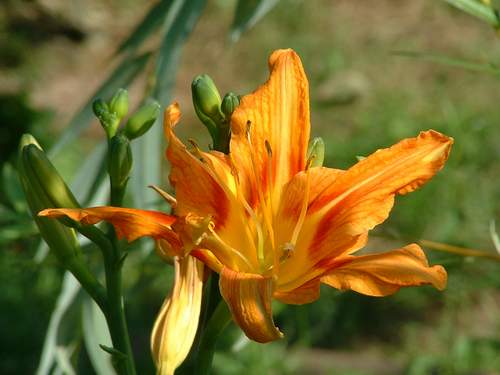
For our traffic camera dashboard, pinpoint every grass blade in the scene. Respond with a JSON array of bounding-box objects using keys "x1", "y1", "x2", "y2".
[
  {"x1": 154, "y1": 0, "x2": 207, "y2": 104},
  {"x1": 442, "y1": 0, "x2": 499, "y2": 26},
  {"x1": 82, "y1": 296, "x2": 115, "y2": 375},
  {"x1": 36, "y1": 272, "x2": 81, "y2": 375},
  {"x1": 130, "y1": 0, "x2": 207, "y2": 217},
  {"x1": 393, "y1": 50, "x2": 500, "y2": 75},
  {"x1": 230, "y1": 0, "x2": 279, "y2": 41},
  {"x1": 116, "y1": 0, "x2": 174, "y2": 55}
]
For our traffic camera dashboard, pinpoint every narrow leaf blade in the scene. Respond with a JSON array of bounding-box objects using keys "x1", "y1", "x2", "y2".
[
  {"x1": 442, "y1": 0, "x2": 499, "y2": 26},
  {"x1": 230, "y1": 0, "x2": 279, "y2": 41},
  {"x1": 393, "y1": 50, "x2": 500, "y2": 75},
  {"x1": 82, "y1": 296, "x2": 115, "y2": 375},
  {"x1": 116, "y1": 0, "x2": 174, "y2": 55}
]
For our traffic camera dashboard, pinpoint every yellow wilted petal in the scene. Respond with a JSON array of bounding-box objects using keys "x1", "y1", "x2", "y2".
[{"x1": 151, "y1": 256, "x2": 204, "y2": 375}]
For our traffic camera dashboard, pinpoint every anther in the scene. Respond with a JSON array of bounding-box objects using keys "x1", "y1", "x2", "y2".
[
  {"x1": 265, "y1": 140, "x2": 272, "y2": 157},
  {"x1": 279, "y1": 242, "x2": 294, "y2": 262},
  {"x1": 246, "y1": 120, "x2": 252, "y2": 136}
]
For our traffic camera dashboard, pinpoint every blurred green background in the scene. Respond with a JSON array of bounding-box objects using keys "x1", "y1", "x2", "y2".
[{"x1": 1, "y1": 0, "x2": 499, "y2": 374}]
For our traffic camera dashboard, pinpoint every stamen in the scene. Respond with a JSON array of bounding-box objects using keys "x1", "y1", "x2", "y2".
[
  {"x1": 181, "y1": 139, "x2": 259, "y2": 271},
  {"x1": 289, "y1": 158, "x2": 313, "y2": 246},
  {"x1": 227, "y1": 155, "x2": 262, "y2": 267},
  {"x1": 188, "y1": 139, "x2": 205, "y2": 162},
  {"x1": 245, "y1": 123, "x2": 276, "y2": 265},
  {"x1": 148, "y1": 185, "x2": 177, "y2": 208},
  {"x1": 265, "y1": 140, "x2": 279, "y2": 273},
  {"x1": 205, "y1": 227, "x2": 255, "y2": 271},
  {"x1": 279, "y1": 242, "x2": 294, "y2": 262}
]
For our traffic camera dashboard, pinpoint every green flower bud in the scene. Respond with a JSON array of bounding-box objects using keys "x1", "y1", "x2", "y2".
[
  {"x1": 92, "y1": 98, "x2": 109, "y2": 118},
  {"x1": 93, "y1": 98, "x2": 119, "y2": 138},
  {"x1": 221, "y1": 92, "x2": 240, "y2": 117},
  {"x1": 18, "y1": 134, "x2": 81, "y2": 263},
  {"x1": 124, "y1": 100, "x2": 160, "y2": 140},
  {"x1": 307, "y1": 137, "x2": 325, "y2": 168},
  {"x1": 191, "y1": 74, "x2": 224, "y2": 139},
  {"x1": 21, "y1": 142, "x2": 81, "y2": 210},
  {"x1": 108, "y1": 134, "x2": 133, "y2": 190},
  {"x1": 109, "y1": 88, "x2": 129, "y2": 120}
]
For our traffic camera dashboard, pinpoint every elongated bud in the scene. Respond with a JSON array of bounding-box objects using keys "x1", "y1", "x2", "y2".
[
  {"x1": 307, "y1": 137, "x2": 325, "y2": 168},
  {"x1": 124, "y1": 100, "x2": 160, "y2": 140},
  {"x1": 21, "y1": 142, "x2": 80, "y2": 210},
  {"x1": 109, "y1": 88, "x2": 129, "y2": 120},
  {"x1": 18, "y1": 134, "x2": 81, "y2": 263},
  {"x1": 151, "y1": 257, "x2": 204, "y2": 375},
  {"x1": 191, "y1": 74, "x2": 224, "y2": 139},
  {"x1": 221, "y1": 92, "x2": 239, "y2": 117},
  {"x1": 93, "y1": 98, "x2": 119, "y2": 138},
  {"x1": 108, "y1": 134, "x2": 133, "y2": 190}
]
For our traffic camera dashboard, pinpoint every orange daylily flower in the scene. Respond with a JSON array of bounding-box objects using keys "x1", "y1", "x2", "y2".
[{"x1": 40, "y1": 49, "x2": 452, "y2": 355}]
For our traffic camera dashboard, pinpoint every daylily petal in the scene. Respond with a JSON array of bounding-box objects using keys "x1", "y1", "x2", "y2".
[
  {"x1": 151, "y1": 256, "x2": 204, "y2": 375},
  {"x1": 38, "y1": 207, "x2": 180, "y2": 247},
  {"x1": 274, "y1": 278, "x2": 320, "y2": 305},
  {"x1": 219, "y1": 266, "x2": 283, "y2": 343},
  {"x1": 230, "y1": 49, "x2": 310, "y2": 207},
  {"x1": 164, "y1": 103, "x2": 234, "y2": 224},
  {"x1": 321, "y1": 244, "x2": 447, "y2": 296},
  {"x1": 164, "y1": 103, "x2": 258, "y2": 270},
  {"x1": 276, "y1": 130, "x2": 452, "y2": 290}
]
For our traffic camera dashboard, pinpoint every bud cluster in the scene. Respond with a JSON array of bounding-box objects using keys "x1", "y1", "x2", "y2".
[
  {"x1": 91, "y1": 89, "x2": 161, "y2": 198},
  {"x1": 191, "y1": 75, "x2": 240, "y2": 153}
]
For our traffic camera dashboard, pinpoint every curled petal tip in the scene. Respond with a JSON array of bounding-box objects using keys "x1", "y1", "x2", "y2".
[
  {"x1": 163, "y1": 102, "x2": 181, "y2": 136},
  {"x1": 219, "y1": 267, "x2": 283, "y2": 343},
  {"x1": 268, "y1": 48, "x2": 299, "y2": 67}
]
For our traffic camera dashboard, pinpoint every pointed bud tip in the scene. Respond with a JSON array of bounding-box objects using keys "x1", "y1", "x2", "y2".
[
  {"x1": 109, "y1": 88, "x2": 129, "y2": 120},
  {"x1": 124, "y1": 100, "x2": 160, "y2": 140},
  {"x1": 92, "y1": 98, "x2": 109, "y2": 118},
  {"x1": 191, "y1": 74, "x2": 223, "y2": 120},
  {"x1": 221, "y1": 92, "x2": 239, "y2": 117},
  {"x1": 19, "y1": 133, "x2": 42, "y2": 151}
]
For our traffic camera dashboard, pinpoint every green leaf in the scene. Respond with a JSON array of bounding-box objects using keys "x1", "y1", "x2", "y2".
[
  {"x1": 82, "y1": 296, "x2": 116, "y2": 375},
  {"x1": 442, "y1": 0, "x2": 499, "y2": 26},
  {"x1": 116, "y1": 0, "x2": 175, "y2": 55},
  {"x1": 130, "y1": 0, "x2": 207, "y2": 229},
  {"x1": 36, "y1": 272, "x2": 81, "y2": 374},
  {"x1": 49, "y1": 53, "x2": 151, "y2": 157},
  {"x1": 230, "y1": 0, "x2": 279, "y2": 41},
  {"x1": 393, "y1": 50, "x2": 500, "y2": 75},
  {"x1": 154, "y1": 0, "x2": 207, "y2": 103},
  {"x1": 54, "y1": 345, "x2": 77, "y2": 375}
]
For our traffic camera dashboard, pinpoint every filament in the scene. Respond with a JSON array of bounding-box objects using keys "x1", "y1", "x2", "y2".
[
  {"x1": 289, "y1": 157, "x2": 314, "y2": 246},
  {"x1": 245, "y1": 122, "x2": 276, "y2": 265}
]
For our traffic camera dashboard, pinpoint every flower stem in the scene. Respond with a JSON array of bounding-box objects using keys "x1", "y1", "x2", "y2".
[
  {"x1": 66, "y1": 257, "x2": 107, "y2": 311},
  {"x1": 78, "y1": 225, "x2": 136, "y2": 374},
  {"x1": 103, "y1": 247, "x2": 136, "y2": 375},
  {"x1": 195, "y1": 299, "x2": 232, "y2": 375}
]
